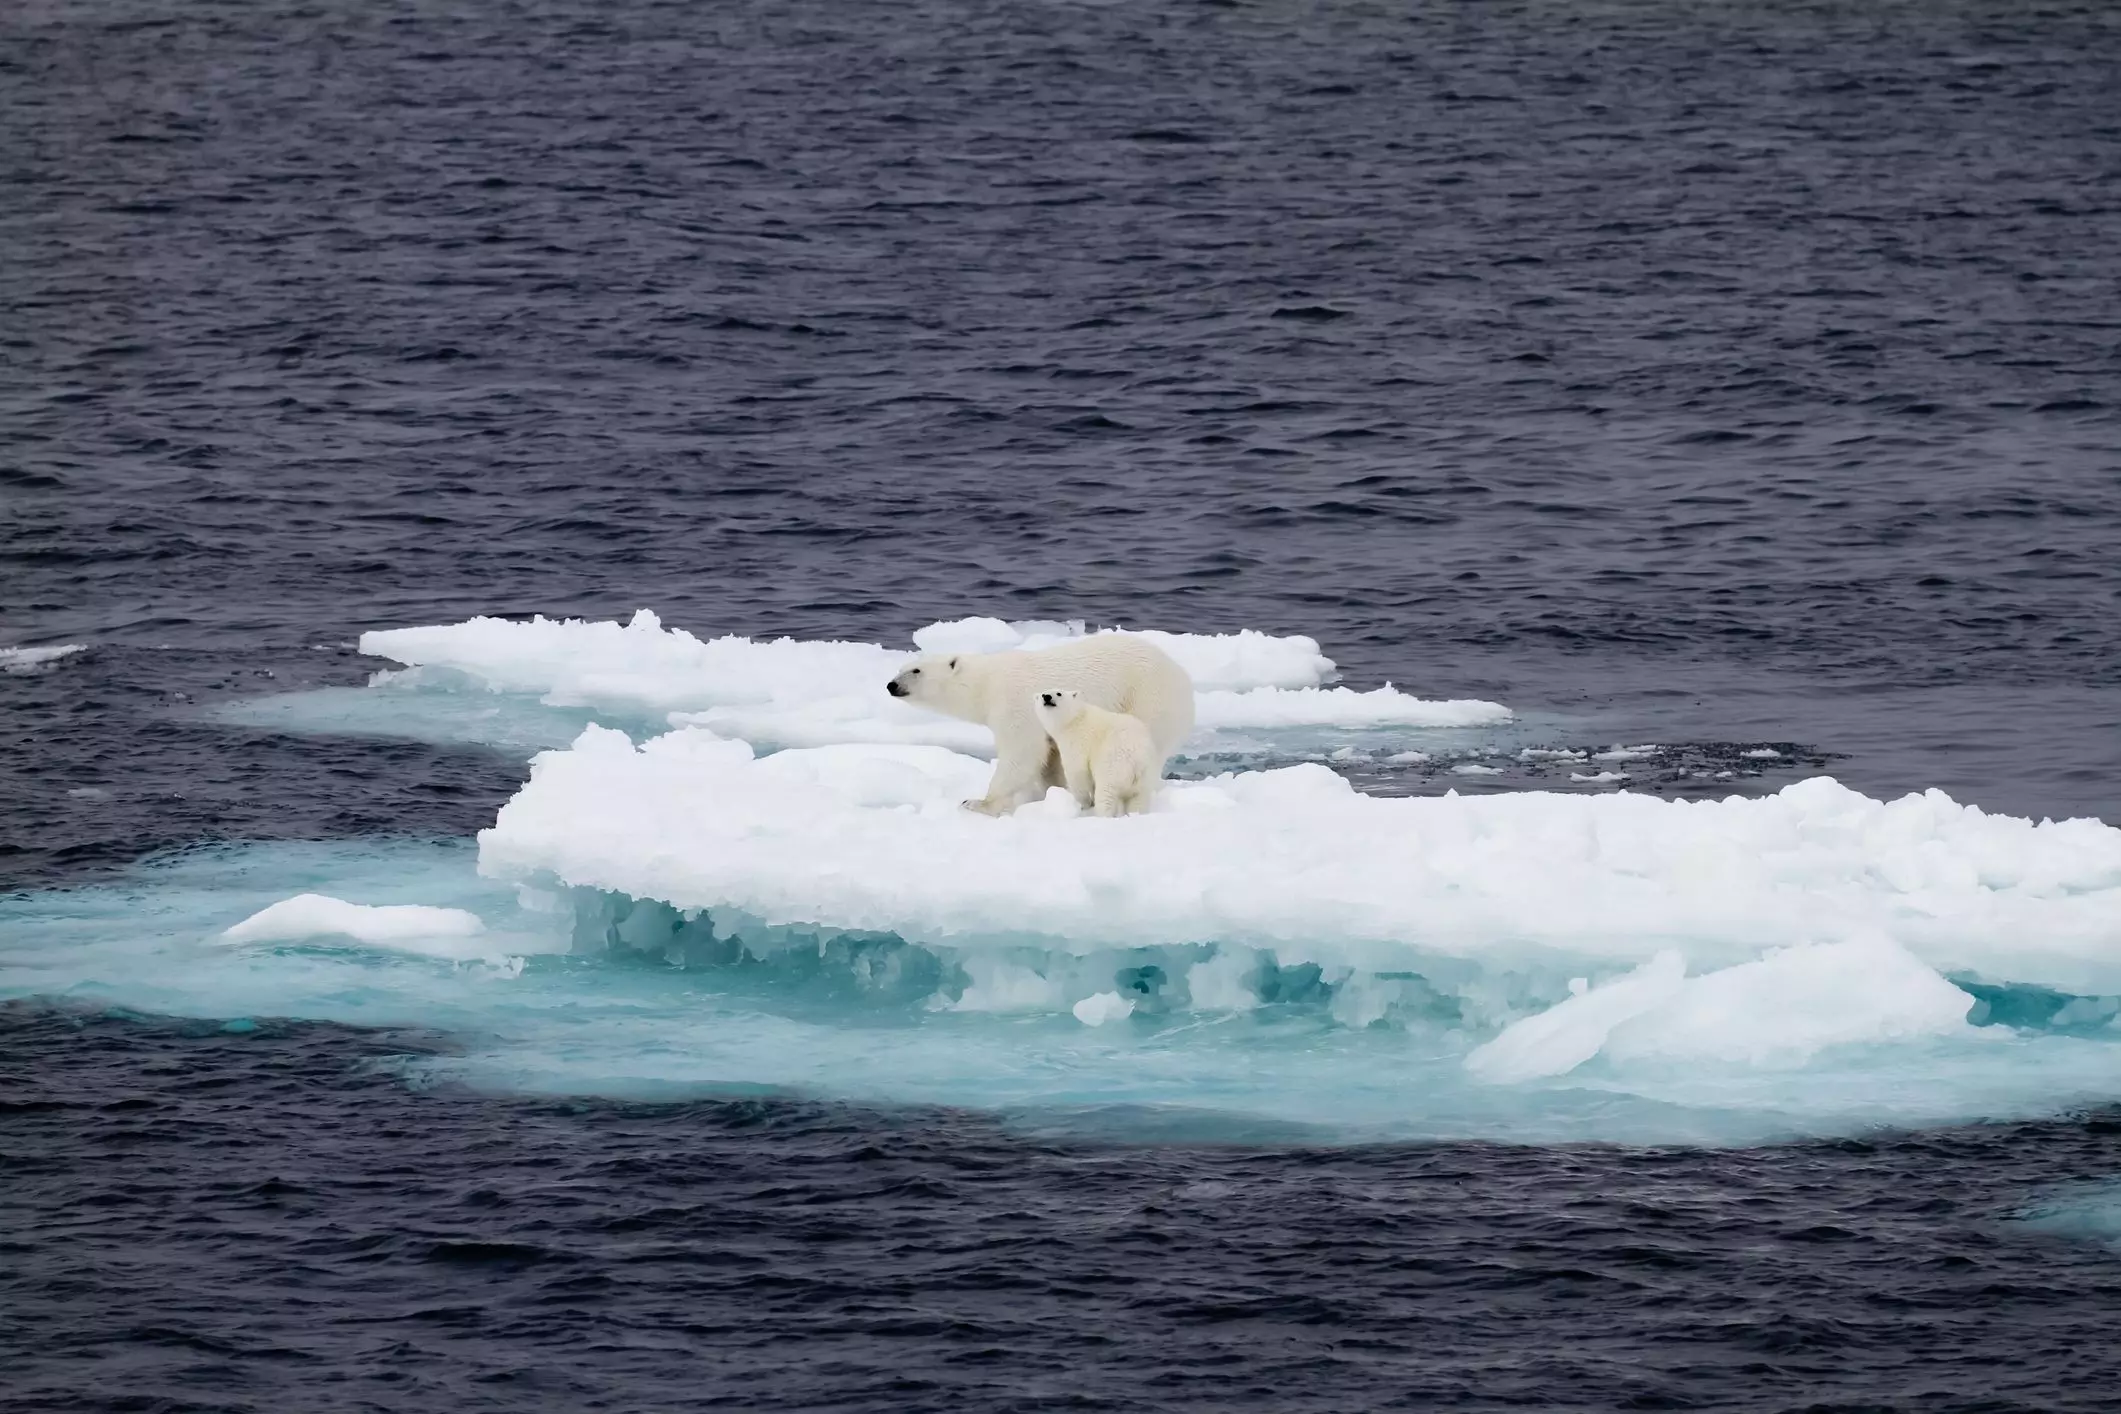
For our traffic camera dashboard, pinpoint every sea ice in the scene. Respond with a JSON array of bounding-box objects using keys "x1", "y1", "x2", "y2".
[
  {"x1": 1073, "y1": 992, "x2": 1136, "y2": 1026},
  {"x1": 222, "y1": 893, "x2": 486, "y2": 947},
  {"x1": 7, "y1": 834, "x2": 2121, "y2": 1146},
  {"x1": 356, "y1": 610, "x2": 1511, "y2": 749},
  {"x1": 1466, "y1": 936, "x2": 1977, "y2": 1081},
  {"x1": 481, "y1": 727, "x2": 2121, "y2": 998},
  {"x1": 1, "y1": 644, "x2": 86, "y2": 675},
  {"x1": 1197, "y1": 685, "x2": 1509, "y2": 730}
]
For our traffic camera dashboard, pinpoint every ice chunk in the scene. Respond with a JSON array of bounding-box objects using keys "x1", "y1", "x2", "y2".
[
  {"x1": 1466, "y1": 937, "x2": 1977, "y2": 1082},
  {"x1": 1073, "y1": 991, "x2": 1136, "y2": 1026},
  {"x1": 358, "y1": 610, "x2": 1511, "y2": 748},
  {"x1": 1570, "y1": 771, "x2": 1629, "y2": 783},
  {"x1": 1451, "y1": 762, "x2": 1503, "y2": 775},
  {"x1": 480, "y1": 733, "x2": 2121, "y2": 996},
  {"x1": 1197, "y1": 685, "x2": 1510, "y2": 729},
  {"x1": 9, "y1": 835, "x2": 2121, "y2": 1146},
  {"x1": 2018, "y1": 1182, "x2": 2121, "y2": 1249},
  {"x1": 1466, "y1": 952, "x2": 1688, "y2": 1083},
  {"x1": 1387, "y1": 750, "x2": 1431, "y2": 764},
  {"x1": 1, "y1": 644, "x2": 86, "y2": 675},
  {"x1": 1603, "y1": 935, "x2": 1975, "y2": 1067},
  {"x1": 1593, "y1": 744, "x2": 1662, "y2": 762},
  {"x1": 361, "y1": 609, "x2": 905, "y2": 716},
  {"x1": 1743, "y1": 748, "x2": 1784, "y2": 760},
  {"x1": 222, "y1": 893, "x2": 485, "y2": 947}
]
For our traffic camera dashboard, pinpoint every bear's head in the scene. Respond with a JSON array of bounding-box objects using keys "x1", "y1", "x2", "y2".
[
  {"x1": 885, "y1": 654, "x2": 966, "y2": 708},
  {"x1": 1033, "y1": 687, "x2": 1086, "y2": 731}
]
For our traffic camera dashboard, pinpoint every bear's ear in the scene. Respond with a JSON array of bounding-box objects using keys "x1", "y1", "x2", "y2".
[{"x1": 949, "y1": 657, "x2": 959, "y2": 670}]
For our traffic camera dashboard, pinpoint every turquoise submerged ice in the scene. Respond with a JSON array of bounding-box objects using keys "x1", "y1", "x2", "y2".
[{"x1": 10, "y1": 612, "x2": 2121, "y2": 1145}]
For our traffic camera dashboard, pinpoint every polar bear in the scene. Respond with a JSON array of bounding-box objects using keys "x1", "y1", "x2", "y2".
[
  {"x1": 885, "y1": 634, "x2": 1193, "y2": 814},
  {"x1": 1033, "y1": 689, "x2": 1160, "y2": 817}
]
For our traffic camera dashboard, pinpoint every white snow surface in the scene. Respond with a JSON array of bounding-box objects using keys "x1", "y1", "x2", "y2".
[
  {"x1": 222, "y1": 893, "x2": 486, "y2": 947},
  {"x1": 481, "y1": 727, "x2": 2121, "y2": 997},
  {"x1": 357, "y1": 610, "x2": 1511, "y2": 747}
]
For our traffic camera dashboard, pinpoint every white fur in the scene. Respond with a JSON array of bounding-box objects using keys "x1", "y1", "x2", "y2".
[
  {"x1": 1033, "y1": 689, "x2": 1159, "y2": 817},
  {"x1": 886, "y1": 635, "x2": 1193, "y2": 814}
]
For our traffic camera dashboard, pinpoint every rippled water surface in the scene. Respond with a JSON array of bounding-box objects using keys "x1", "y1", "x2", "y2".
[{"x1": 5, "y1": 0, "x2": 2121, "y2": 1408}]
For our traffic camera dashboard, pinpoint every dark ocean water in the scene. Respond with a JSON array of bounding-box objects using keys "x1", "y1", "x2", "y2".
[{"x1": 5, "y1": 0, "x2": 2121, "y2": 1408}]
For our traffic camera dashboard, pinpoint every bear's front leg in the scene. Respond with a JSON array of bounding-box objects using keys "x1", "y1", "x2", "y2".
[
  {"x1": 1060, "y1": 751, "x2": 1095, "y2": 810},
  {"x1": 964, "y1": 752, "x2": 1050, "y2": 815}
]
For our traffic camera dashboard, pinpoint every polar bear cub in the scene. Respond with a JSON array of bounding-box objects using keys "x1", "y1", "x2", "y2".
[
  {"x1": 1033, "y1": 689, "x2": 1161, "y2": 817},
  {"x1": 885, "y1": 634, "x2": 1194, "y2": 814}
]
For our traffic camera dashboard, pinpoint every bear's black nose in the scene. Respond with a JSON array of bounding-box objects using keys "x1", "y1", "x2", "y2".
[
  {"x1": 1041, "y1": 692, "x2": 1054, "y2": 706},
  {"x1": 886, "y1": 680, "x2": 907, "y2": 697}
]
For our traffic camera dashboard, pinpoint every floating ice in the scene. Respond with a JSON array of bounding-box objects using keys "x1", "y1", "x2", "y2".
[
  {"x1": 1, "y1": 643, "x2": 86, "y2": 675},
  {"x1": 1197, "y1": 685, "x2": 1509, "y2": 730},
  {"x1": 2018, "y1": 1182, "x2": 2121, "y2": 1249},
  {"x1": 354, "y1": 611, "x2": 1510, "y2": 752},
  {"x1": 1593, "y1": 744, "x2": 1662, "y2": 762},
  {"x1": 1571, "y1": 770, "x2": 1629, "y2": 783},
  {"x1": 5, "y1": 823, "x2": 2121, "y2": 1145},
  {"x1": 11, "y1": 610, "x2": 2120, "y2": 1145},
  {"x1": 222, "y1": 893, "x2": 485, "y2": 947},
  {"x1": 1467, "y1": 937, "x2": 1977, "y2": 1082},
  {"x1": 1073, "y1": 992, "x2": 1136, "y2": 1026},
  {"x1": 1467, "y1": 952, "x2": 1688, "y2": 1083},
  {"x1": 1451, "y1": 762, "x2": 1503, "y2": 775},
  {"x1": 483, "y1": 729, "x2": 2121, "y2": 997}
]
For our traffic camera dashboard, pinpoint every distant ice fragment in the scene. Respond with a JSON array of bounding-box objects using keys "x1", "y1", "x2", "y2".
[
  {"x1": 1386, "y1": 750, "x2": 1431, "y2": 764},
  {"x1": 1593, "y1": 744, "x2": 1662, "y2": 762},
  {"x1": 1197, "y1": 685, "x2": 1509, "y2": 729},
  {"x1": 1451, "y1": 762, "x2": 1503, "y2": 775},
  {"x1": 1743, "y1": 748, "x2": 1784, "y2": 760},
  {"x1": 1, "y1": 644, "x2": 86, "y2": 675},
  {"x1": 1570, "y1": 771, "x2": 1629, "y2": 783},
  {"x1": 1072, "y1": 992, "x2": 1136, "y2": 1026},
  {"x1": 222, "y1": 893, "x2": 485, "y2": 946}
]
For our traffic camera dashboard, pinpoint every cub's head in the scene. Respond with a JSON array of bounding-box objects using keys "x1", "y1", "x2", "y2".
[
  {"x1": 885, "y1": 654, "x2": 964, "y2": 705},
  {"x1": 1033, "y1": 687, "x2": 1085, "y2": 730}
]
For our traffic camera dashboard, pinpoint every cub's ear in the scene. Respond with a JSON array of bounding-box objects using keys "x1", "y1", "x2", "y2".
[{"x1": 949, "y1": 657, "x2": 959, "y2": 670}]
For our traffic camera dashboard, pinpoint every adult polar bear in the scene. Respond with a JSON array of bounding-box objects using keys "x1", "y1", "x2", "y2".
[{"x1": 885, "y1": 635, "x2": 1194, "y2": 814}]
